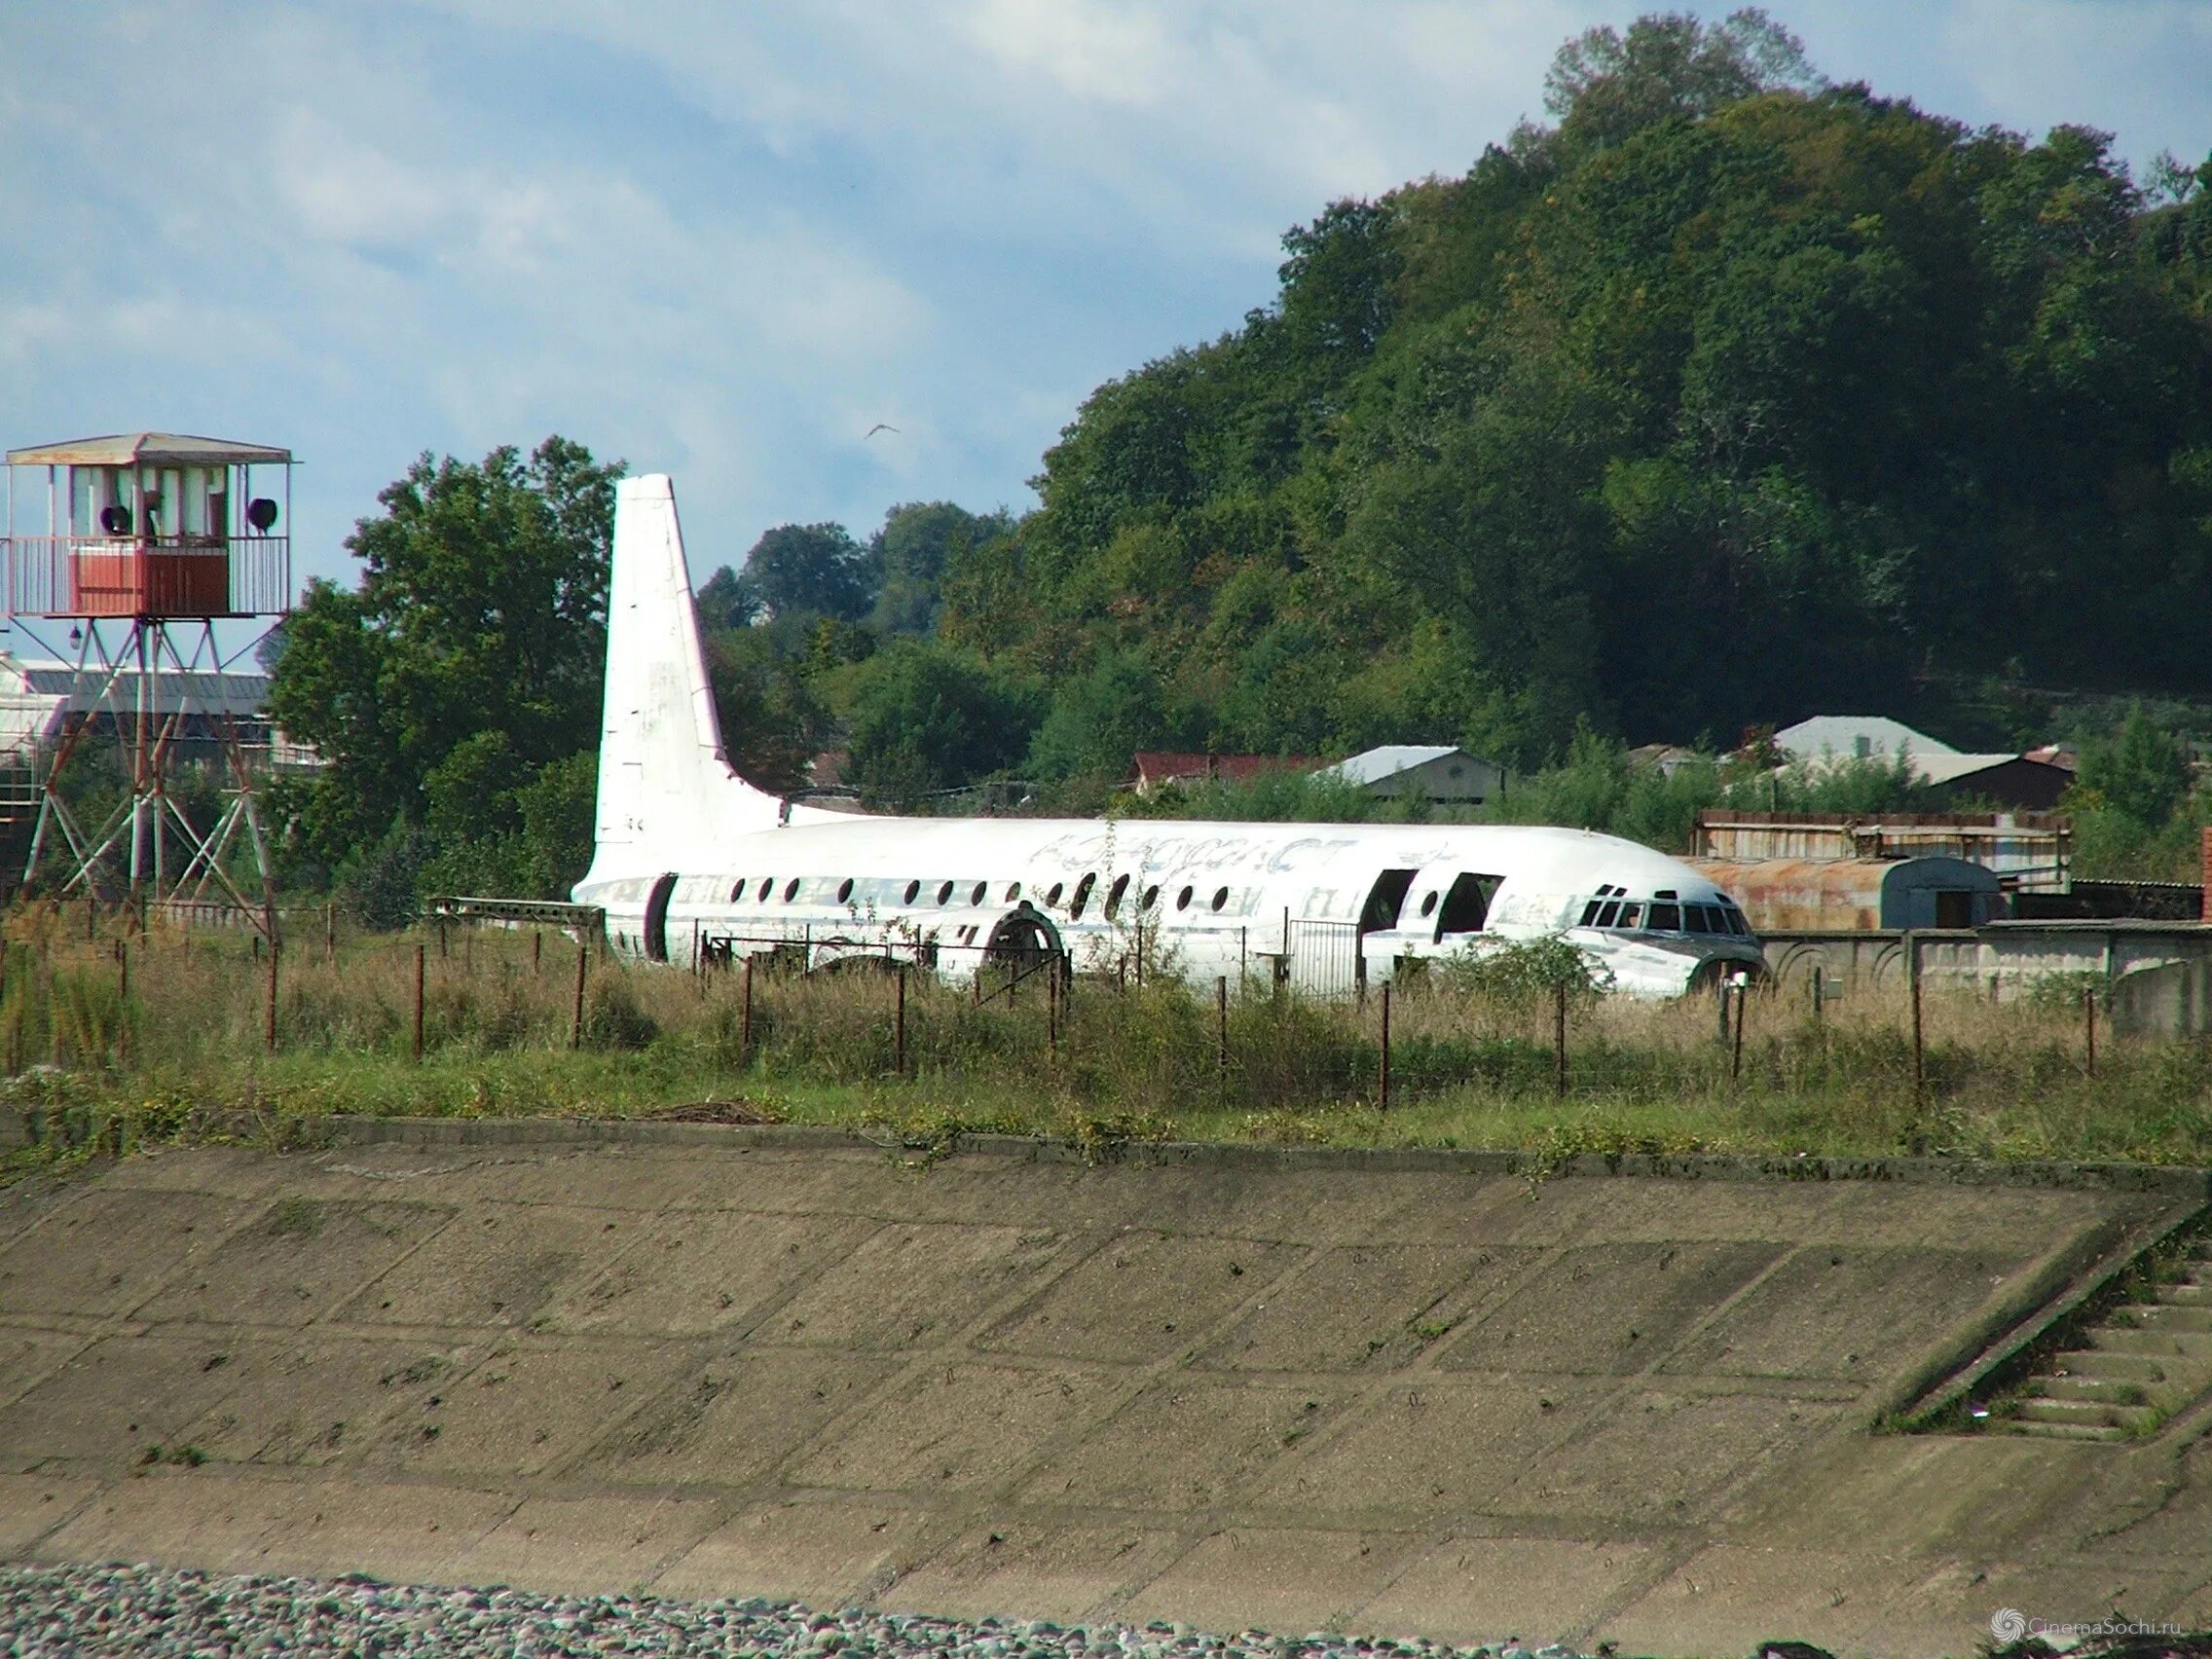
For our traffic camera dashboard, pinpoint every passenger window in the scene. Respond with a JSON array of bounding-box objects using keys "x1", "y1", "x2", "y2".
[
  {"x1": 937, "y1": 880, "x2": 955, "y2": 904},
  {"x1": 1142, "y1": 884, "x2": 1160, "y2": 910},
  {"x1": 1071, "y1": 874, "x2": 1096, "y2": 918},
  {"x1": 756, "y1": 877, "x2": 773, "y2": 902},
  {"x1": 1047, "y1": 882, "x2": 1065, "y2": 907},
  {"x1": 1006, "y1": 882, "x2": 1021, "y2": 902},
  {"x1": 1175, "y1": 886, "x2": 1193, "y2": 910},
  {"x1": 1419, "y1": 892, "x2": 1438, "y2": 917},
  {"x1": 783, "y1": 878, "x2": 800, "y2": 903},
  {"x1": 1210, "y1": 886, "x2": 1230, "y2": 912},
  {"x1": 1105, "y1": 874, "x2": 1129, "y2": 919},
  {"x1": 1436, "y1": 872, "x2": 1499, "y2": 934},
  {"x1": 729, "y1": 878, "x2": 746, "y2": 903},
  {"x1": 971, "y1": 882, "x2": 987, "y2": 905},
  {"x1": 1647, "y1": 903, "x2": 1680, "y2": 931},
  {"x1": 903, "y1": 880, "x2": 920, "y2": 904},
  {"x1": 836, "y1": 878, "x2": 853, "y2": 903}
]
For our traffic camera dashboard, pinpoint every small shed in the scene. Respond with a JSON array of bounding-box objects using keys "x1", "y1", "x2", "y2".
[
  {"x1": 1315, "y1": 745, "x2": 1501, "y2": 805},
  {"x1": 1692, "y1": 856, "x2": 2007, "y2": 933}
]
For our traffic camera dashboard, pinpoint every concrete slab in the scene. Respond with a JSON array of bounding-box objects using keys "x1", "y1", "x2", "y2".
[
  {"x1": 143, "y1": 1198, "x2": 455, "y2": 1326},
  {"x1": 1442, "y1": 1241, "x2": 1781, "y2": 1376},
  {"x1": 0, "y1": 1331, "x2": 242, "y2": 1461},
  {"x1": 790, "y1": 1361, "x2": 1120, "y2": 1495},
  {"x1": 1595, "y1": 1545, "x2": 1944, "y2": 1659},
  {"x1": 1467, "y1": 1178, "x2": 1839, "y2": 1246},
  {"x1": 180, "y1": 1339, "x2": 479, "y2": 1467},
  {"x1": 1122, "y1": 1527, "x2": 1422, "y2": 1636},
  {"x1": 0, "y1": 1324, "x2": 94, "y2": 1415},
  {"x1": 728, "y1": 1221, "x2": 1072, "y2": 1350},
  {"x1": 1503, "y1": 1387, "x2": 1849, "y2": 1526},
  {"x1": 1356, "y1": 1534, "x2": 1659, "y2": 1647},
  {"x1": 583, "y1": 1346, "x2": 902, "y2": 1488},
  {"x1": 1258, "y1": 1381, "x2": 1605, "y2": 1524},
  {"x1": 1660, "y1": 1245, "x2": 2009, "y2": 1382},
  {"x1": 977, "y1": 1233, "x2": 1299, "y2": 1363},
  {"x1": 1198, "y1": 1245, "x2": 1536, "y2": 1373},
  {"x1": 39, "y1": 1468, "x2": 303, "y2": 1574},
  {"x1": 251, "y1": 1479, "x2": 516, "y2": 1584},
  {"x1": 439, "y1": 1493, "x2": 727, "y2": 1596},
  {"x1": 0, "y1": 1471, "x2": 99, "y2": 1554},
  {"x1": 658, "y1": 1148, "x2": 953, "y2": 1219},
  {"x1": 1826, "y1": 1551, "x2": 2201, "y2": 1658},
  {"x1": 1017, "y1": 1377, "x2": 1346, "y2": 1512},
  {"x1": 884, "y1": 1518, "x2": 1188, "y2": 1624},
  {"x1": 650, "y1": 1493, "x2": 929, "y2": 1605},
  {"x1": 0, "y1": 1188, "x2": 252, "y2": 1316},
  {"x1": 336, "y1": 1204, "x2": 641, "y2": 1328},
  {"x1": 361, "y1": 1342, "x2": 694, "y2": 1480},
  {"x1": 545, "y1": 1209, "x2": 879, "y2": 1338},
  {"x1": 1734, "y1": 1431, "x2": 2123, "y2": 1559}
]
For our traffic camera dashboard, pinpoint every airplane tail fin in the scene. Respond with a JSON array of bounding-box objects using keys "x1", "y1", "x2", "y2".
[{"x1": 582, "y1": 474, "x2": 823, "y2": 883}]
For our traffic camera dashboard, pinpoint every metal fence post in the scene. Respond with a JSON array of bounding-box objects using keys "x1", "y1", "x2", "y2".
[
  {"x1": 571, "y1": 939, "x2": 587, "y2": 1051},
  {"x1": 264, "y1": 940, "x2": 279, "y2": 1054},
  {"x1": 2084, "y1": 985, "x2": 2097, "y2": 1079},
  {"x1": 1908, "y1": 932, "x2": 1924, "y2": 1102},
  {"x1": 1379, "y1": 982, "x2": 1391, "y2": 1113},
  {"x1": 412, "y1": 944, "x2": 426, "y2": 1063},
  {"x1": 741, "y1": 956, "x2": 755, "y2": 1063},
  {"x1": 1731, "y1": 974, "x2": 1747, "y2": 1082},
  {"x1": 895, "y1": 967, "x2": 907, "y2": 1077},
  {"x1": 1216, "y1": 975, "x2": 1228, "y2": 1090},
  {"x1": 1553, "y1": 982, "x2": 1568, "y2": 1099}
]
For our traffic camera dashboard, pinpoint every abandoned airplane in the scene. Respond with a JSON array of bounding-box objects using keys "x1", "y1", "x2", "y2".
[{"x1": 573, "y1": 476, "x2": 1767, "y2": 997}]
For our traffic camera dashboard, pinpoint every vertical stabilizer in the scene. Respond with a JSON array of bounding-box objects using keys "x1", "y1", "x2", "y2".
[{"x1": 582, "y1": 474, "x2": 811, "y2": 884}]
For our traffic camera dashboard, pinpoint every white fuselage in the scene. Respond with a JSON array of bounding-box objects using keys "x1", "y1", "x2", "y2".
[{"x1": 572, "y1": 475, "x2": 1765, "y2": 998}]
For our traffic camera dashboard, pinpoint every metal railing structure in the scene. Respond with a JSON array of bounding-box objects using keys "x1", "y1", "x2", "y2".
[{"x1": 2, "y1": 534, "x2": 291, "y2": 617}]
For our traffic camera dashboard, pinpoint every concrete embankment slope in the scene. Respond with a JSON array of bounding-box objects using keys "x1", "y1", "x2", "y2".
[{"x1": 0, "y1": 1124, "x2": 2206, "y2": 1657}]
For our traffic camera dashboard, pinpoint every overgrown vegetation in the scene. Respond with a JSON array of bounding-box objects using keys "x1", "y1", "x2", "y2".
[{"x1": 3, "y1": 906, "x2": 2208, "y2": 1178}]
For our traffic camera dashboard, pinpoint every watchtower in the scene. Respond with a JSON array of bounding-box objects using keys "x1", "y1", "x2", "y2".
[{"x1": 0, "y1": 432, "x2": 294, "y2": 927}]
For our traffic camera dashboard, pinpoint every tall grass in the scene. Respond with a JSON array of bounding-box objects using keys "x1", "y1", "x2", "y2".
[{"x1": 2, "y1": 901, "x2": 2208, "y2": 1167}]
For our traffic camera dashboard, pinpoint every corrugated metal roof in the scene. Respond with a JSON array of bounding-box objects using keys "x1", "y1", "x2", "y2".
[
  {"x1": 1773, "y1": 715, "x2": 1957, "y2": 760},
  {"x1": 5, "y1": 432, "x2": 292, "y2": 466},
  {"x1": 1314, "y1": 745, "x2": 1469, "y2": 786}
]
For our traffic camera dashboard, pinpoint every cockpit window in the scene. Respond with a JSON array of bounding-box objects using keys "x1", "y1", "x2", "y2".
[
  {"x1": 1617, "y1": 902, "x2": 1642, "y2": 929},
  {"x1": 1594, "y1": 901, "x2": 1620, "y2": 928},
  {"x1": 1646, "y1": 902, "x2": 1681, "y2": 932}
]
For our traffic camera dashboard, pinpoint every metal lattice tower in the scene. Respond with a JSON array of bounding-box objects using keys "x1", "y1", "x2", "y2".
[{"x1": 1, "y1": 432, "x2": 294, "y2": 931}]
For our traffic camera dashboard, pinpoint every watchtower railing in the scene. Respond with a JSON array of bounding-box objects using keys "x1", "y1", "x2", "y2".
[{"x1": 1, "y1": 533, "x2": 290, "y2": 617}]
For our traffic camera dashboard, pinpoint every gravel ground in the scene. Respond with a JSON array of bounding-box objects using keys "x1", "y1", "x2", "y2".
[{"x1": 0, "y1": 1563, "x2": 1592, "y2": 1659}]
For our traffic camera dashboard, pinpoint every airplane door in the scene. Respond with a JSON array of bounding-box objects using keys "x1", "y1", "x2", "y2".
[{"x1": 643, "y1": 871, "x2": 677, "y2": 962}]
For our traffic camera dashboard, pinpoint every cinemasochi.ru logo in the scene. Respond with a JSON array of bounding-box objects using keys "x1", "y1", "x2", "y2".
[{"x1": 1992, "y1": 1609, "x2": 2182, "y2": 1643}]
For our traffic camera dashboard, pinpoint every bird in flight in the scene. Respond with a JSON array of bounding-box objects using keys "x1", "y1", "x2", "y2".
[{"x1": 865, "y1": 423, "x2": 900, "y2": 438}]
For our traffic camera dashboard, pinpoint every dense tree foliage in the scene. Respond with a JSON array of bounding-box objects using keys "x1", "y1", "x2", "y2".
[
  {"x1": 267, "y1": 437, "x2": 621, "y2": 902},
  {"x1": 937, "y1": 10, "x2": 2212, "y2": 770}
]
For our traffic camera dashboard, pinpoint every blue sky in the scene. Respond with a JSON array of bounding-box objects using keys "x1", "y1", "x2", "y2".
[{"x1": 3, "y1": 1, "x2": 2208, "y2": 595}]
